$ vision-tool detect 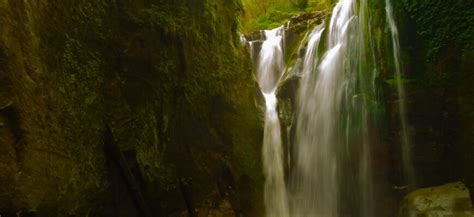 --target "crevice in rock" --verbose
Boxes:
[103,125,153,217]
[0,101,24,163]
[179,181,196,217]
